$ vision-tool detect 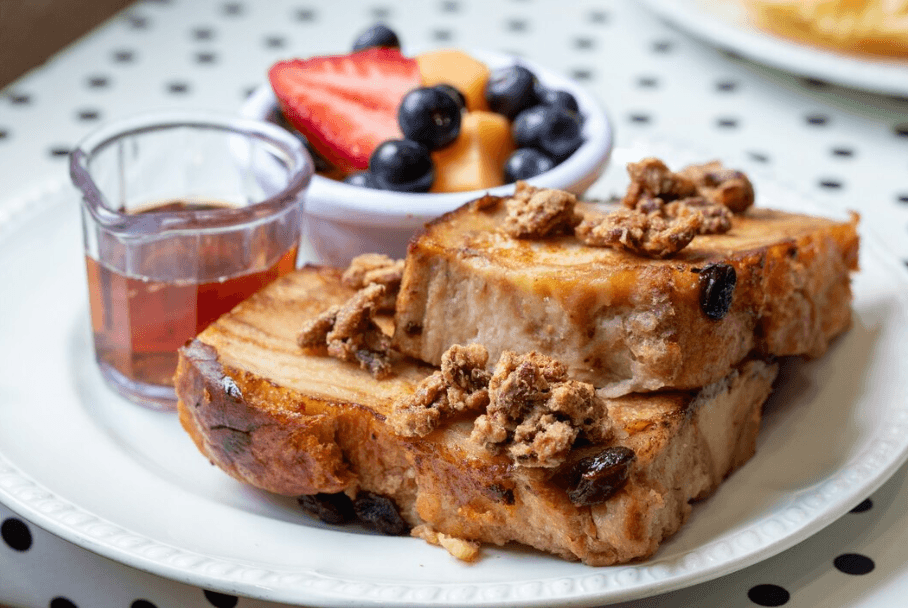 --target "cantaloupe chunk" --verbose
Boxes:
[416,49,490,112]
[431,111,515,193]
